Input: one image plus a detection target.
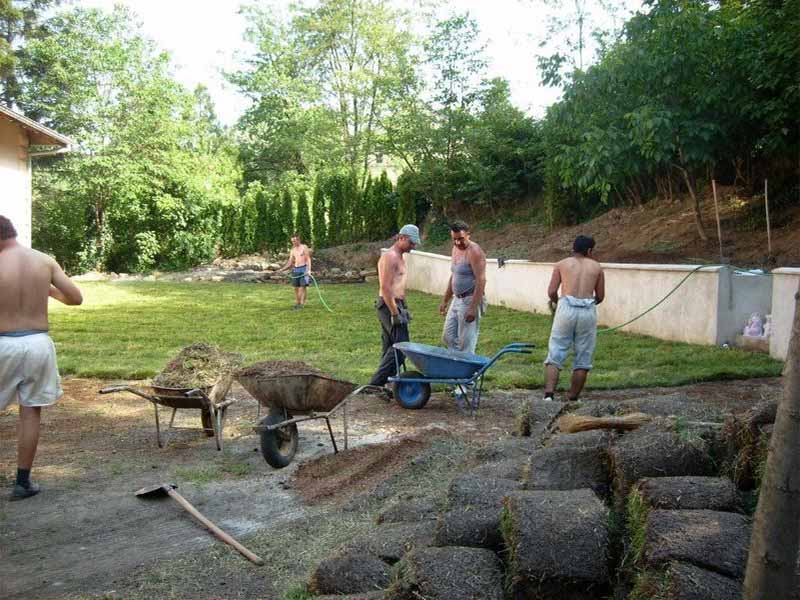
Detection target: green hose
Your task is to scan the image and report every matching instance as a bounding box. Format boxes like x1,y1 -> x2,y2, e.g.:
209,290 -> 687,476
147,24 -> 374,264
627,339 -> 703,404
289,272 -> 334,313
597,263 -> 770,334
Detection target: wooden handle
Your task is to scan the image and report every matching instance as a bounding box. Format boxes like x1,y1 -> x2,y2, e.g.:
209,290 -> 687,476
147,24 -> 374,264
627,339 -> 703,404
166,488 -> 264,565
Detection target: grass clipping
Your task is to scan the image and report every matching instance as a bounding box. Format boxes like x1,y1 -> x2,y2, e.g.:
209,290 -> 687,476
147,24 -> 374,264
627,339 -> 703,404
152,343 -> 244,388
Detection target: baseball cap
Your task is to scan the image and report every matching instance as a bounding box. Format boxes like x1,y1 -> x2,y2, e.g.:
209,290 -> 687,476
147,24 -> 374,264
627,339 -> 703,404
398,224 -> 421,245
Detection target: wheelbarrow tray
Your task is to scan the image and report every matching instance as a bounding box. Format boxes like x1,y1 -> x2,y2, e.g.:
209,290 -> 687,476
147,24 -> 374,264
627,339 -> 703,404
237,373 -> 357,414
148,384 -> 215,409
393,342 -> 490,379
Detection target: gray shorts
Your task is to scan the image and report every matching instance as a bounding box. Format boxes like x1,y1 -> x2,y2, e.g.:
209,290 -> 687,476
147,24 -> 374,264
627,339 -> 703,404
0,332 -> 63,410
544,296 -> 597,371
292,265 -> 309,287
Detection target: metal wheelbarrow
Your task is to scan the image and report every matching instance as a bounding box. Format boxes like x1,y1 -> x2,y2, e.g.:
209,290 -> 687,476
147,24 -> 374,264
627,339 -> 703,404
388,342 -> 534,414
99,375 -> 235,450
237,371 -> 378,469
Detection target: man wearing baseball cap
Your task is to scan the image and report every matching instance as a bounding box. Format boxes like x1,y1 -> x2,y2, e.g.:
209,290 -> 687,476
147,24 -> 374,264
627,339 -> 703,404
367,224 -> 421,392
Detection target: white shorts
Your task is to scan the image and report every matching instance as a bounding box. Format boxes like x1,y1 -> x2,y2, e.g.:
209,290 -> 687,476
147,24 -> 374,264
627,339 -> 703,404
0,333 -> 63,410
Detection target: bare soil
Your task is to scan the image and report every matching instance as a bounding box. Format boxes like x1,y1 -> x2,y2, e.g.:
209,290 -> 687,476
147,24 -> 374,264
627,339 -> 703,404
425,189 -> 800,268
0,375 -> 781,599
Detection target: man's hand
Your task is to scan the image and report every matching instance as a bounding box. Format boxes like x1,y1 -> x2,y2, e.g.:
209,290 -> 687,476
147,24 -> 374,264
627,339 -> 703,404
439,300 -> 449,317
465,306 -> 477,323
391,309 -> 410,327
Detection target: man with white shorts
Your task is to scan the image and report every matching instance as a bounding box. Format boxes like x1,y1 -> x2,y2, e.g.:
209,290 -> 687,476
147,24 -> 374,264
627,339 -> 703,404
0,215 -> 83,500
543,235 -> 604,402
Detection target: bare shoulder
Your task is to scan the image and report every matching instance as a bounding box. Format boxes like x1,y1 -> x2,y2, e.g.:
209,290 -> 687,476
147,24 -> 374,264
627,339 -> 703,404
469,243 -> 486,259
30,248 -> 57,267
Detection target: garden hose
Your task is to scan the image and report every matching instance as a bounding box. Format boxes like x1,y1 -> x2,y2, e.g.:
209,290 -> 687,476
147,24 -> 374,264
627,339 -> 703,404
288,271 -> 335,313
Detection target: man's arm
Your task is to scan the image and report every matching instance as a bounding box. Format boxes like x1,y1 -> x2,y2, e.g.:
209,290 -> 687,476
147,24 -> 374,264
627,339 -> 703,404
439,274 -> 454,316
277,252 -> 294,273
305,246 -> 311,275
547,266 -> 561,303
50,262 -> 83,306
594,269 -> 605,305
378,253 -> 399,316
465,247 -> 487,322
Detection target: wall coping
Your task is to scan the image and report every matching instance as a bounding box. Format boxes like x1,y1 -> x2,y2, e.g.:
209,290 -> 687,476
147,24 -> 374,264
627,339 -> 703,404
407,250 -> 724,273
772,268 -> 800,276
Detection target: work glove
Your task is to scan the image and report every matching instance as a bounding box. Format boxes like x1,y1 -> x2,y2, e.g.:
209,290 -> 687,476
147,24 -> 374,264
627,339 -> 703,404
391,309 -> 409,327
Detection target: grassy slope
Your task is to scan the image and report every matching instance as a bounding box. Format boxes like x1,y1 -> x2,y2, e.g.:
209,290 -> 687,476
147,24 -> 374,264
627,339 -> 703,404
49,281 -> 781,390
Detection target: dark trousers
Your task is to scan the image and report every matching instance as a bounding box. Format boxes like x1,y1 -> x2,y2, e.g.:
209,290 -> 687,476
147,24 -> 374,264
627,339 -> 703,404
368,298 -> 410,386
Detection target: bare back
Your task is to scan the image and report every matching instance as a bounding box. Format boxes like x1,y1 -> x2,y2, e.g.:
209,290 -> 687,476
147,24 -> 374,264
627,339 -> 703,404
0,245 -> 57,332
0,242 -> 82,332
378,247 -> 407,301
555,256 -> 604,300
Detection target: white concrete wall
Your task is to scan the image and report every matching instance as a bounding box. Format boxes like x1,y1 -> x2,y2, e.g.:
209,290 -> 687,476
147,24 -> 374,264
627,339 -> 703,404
717,268 -> 773,346
404,250 -> 745,346
0,118 -> 31,246
769,268 -> 800,361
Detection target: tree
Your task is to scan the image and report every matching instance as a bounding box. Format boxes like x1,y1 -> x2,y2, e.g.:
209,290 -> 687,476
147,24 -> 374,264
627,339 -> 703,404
253,183 -> 270,252
0,0 -> 63,108
280,188 -> 294,245
311,175 -> 327,248
326,174 -> 346,245
396,171 -> 416,228
744,288 -> 800,599
295,189 -> 312,245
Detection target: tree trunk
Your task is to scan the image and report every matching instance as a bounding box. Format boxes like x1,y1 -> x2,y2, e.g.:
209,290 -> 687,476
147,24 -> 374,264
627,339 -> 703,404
676,166 -> 708,241
743,287 -> 800,600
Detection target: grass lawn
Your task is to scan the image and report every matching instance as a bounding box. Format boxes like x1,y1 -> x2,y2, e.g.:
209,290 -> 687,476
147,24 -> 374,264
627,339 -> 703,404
49,281 -> 782,390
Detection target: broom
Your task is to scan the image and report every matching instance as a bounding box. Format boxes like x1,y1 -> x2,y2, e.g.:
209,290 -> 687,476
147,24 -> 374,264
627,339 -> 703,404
557,412 -> 651,433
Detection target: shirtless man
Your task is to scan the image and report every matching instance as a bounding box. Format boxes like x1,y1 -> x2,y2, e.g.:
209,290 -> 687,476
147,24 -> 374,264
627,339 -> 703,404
438,220 -> 487,354
277,234 -> 312,310
368,224 -> 421,389
543,235 -> 605,402
0,215 -> 83,500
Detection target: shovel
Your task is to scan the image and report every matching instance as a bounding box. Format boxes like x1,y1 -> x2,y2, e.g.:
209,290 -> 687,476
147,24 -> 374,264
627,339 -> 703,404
135,483 -> 264,565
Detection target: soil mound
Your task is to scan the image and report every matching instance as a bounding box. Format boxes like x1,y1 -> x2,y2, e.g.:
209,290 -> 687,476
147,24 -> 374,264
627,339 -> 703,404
308,551 -> 391,596
152,343 -> 243,388
387,546 -> 505,600
236,360 -> 324,379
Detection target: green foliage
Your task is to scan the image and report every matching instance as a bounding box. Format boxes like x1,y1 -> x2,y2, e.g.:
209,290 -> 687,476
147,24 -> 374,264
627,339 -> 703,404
311,175 -> 327,248
295,189 -> 312,245
326,174 -> 346,246
396,170 -> 417,227
280,188 -> 294,247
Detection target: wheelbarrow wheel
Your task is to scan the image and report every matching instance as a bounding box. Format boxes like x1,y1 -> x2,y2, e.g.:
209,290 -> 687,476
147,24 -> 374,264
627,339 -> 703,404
260,411 -> 298,469
201,408 -> 215,437
393,371 -> 431,410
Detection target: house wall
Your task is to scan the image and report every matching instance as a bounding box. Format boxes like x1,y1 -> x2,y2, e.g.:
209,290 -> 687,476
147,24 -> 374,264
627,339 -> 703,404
769,268 -> 800,361
0,118 -> 31,246
402,250 -> 777,347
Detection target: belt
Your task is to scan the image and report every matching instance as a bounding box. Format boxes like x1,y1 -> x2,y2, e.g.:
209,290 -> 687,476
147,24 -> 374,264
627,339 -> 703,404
455,288 -> 474,299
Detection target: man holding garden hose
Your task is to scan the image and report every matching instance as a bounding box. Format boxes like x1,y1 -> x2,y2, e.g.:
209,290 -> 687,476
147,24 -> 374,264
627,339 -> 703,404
277,234 -> 311,310
368,224 -> 421,394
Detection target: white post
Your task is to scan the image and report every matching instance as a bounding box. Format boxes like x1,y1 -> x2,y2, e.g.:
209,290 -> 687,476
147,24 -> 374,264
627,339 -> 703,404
765,179 -> 772,256
712,179 -> 723,262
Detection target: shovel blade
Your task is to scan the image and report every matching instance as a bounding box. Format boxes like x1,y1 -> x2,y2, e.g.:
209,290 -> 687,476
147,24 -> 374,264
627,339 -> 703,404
134,483 -> 177,498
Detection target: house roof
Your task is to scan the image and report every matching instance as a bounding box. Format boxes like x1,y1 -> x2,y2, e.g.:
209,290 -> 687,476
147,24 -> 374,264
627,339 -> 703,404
0,104 -> 73,148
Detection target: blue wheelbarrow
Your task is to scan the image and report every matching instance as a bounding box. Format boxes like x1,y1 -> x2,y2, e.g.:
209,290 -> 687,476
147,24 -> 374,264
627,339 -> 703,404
387,342 -> 534,414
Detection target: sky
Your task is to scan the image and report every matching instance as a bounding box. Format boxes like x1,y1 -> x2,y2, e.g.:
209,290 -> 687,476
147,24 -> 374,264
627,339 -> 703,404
79,0 -> 643,126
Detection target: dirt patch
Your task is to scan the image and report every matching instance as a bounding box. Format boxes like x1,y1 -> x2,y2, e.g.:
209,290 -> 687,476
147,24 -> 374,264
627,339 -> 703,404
290,436 -> 434,504
236,360 -> 325,378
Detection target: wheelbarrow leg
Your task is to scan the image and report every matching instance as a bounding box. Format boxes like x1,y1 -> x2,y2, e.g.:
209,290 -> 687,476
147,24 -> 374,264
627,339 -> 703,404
343,403 -> 348,450
324,417 -> 339,454
214,406 -> 225,451
152,401 -> 164,448
168,407 -> 178,428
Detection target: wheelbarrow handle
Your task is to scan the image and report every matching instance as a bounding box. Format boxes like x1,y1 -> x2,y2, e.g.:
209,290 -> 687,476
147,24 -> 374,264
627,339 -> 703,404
99,385 -> 134,394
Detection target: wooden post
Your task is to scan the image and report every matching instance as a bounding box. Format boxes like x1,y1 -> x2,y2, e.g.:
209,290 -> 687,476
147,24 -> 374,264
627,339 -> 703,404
712,180 -> 723,262
765,179 -> 772,257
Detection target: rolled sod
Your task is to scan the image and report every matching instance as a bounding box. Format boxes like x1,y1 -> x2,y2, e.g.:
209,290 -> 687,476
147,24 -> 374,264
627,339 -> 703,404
609,431 -> 715,504
376,496 -> 440,524
386,546 -> 504,600
635,476 -> 739,511
643,509 -> 751,578
467,457 -> 528,481
630,562 -> 742,600
476,437 -> 536,462
446,474 -> 523,509
525,399 -> 566,439
308,551 -> 391,596
434,505 -> 503,550
573,394 -> 721,421
341,521 -> 437,564
314,592 -> 385,600
548,429 -> 615,450
502,489 -> 610,599
524,446 -> 610,496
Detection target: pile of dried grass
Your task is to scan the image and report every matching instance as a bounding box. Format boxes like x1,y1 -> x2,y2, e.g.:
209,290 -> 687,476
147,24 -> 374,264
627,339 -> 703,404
152,343 -> 244,388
